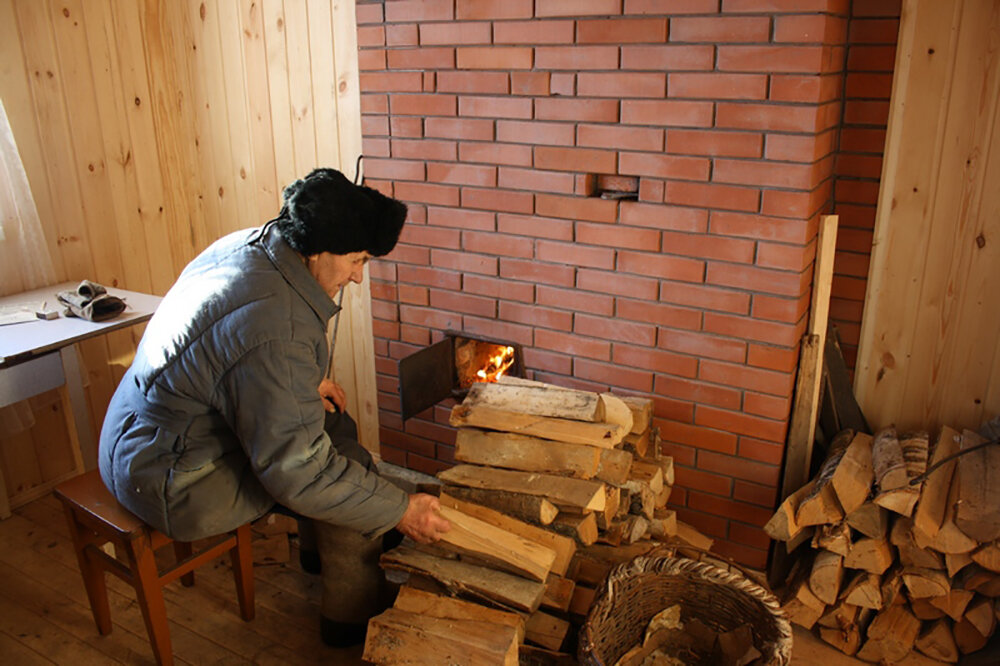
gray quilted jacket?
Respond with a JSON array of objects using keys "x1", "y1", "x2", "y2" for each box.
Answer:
[{"x1": 99, "y1": 223, "x2": 408, "y2": 541}]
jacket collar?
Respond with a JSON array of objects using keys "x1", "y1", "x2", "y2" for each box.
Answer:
[{"x1": 252, "y1": 222, "x2": 342, "y2": 323}]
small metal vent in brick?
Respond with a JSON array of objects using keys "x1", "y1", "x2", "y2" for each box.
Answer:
[{"x1": 397, "y1": 330, "x2": 524, "y2": 421}]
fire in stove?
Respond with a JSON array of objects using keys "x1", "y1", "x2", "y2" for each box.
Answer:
[{"x1": 477, "y1": 346, "x2": 516, "y2": 383}]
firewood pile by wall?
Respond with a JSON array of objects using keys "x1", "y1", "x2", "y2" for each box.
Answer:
[
  {"x1": 363, "y1": 377, "x2": 715, "y2": 665},
  {"x1": 767, "y1": 423, "x2": 1000, "y2": 663}
]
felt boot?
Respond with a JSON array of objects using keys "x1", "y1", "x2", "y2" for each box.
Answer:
[{"x1": 316, "y1": 521, "x2": 384, "y2": 648}]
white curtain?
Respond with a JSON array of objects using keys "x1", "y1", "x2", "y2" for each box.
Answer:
[{"x1": 0, "y1": 97, "x2": 57, "y2": 437}]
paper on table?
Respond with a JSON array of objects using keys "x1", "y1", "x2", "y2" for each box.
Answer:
[{"x1": 0, "y1": 301, "x2": 48, "y2": 326}]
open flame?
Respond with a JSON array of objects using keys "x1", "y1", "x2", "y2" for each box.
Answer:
[{"x1": 476, "y1": 346, "x2": 515, "y2": 383}]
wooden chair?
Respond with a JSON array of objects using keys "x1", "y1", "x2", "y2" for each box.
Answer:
[{"x1": 54, "y1": 470, "x2": 255, "y2": 666}]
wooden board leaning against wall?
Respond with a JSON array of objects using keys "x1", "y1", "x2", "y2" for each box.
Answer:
[{"x1": 0, "y1": 0, "x2": 376, "y2": 506}]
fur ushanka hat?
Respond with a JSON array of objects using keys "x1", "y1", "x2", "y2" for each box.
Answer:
[{"x1": 276, "y1": 167, "x2": 408, "y2": 257}]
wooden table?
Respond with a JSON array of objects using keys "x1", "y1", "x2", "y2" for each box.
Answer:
[{"x1": 0, "y1": 282, "x2": 161, "y2": 517}]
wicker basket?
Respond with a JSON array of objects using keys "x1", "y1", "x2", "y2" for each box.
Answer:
[{"x1": 578, "y1": 549, "x2": 792, "y2": 665}]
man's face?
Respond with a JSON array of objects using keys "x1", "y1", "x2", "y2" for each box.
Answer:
[{"x1": 306, "y1": 251, "x2": 371, "y2": 298}]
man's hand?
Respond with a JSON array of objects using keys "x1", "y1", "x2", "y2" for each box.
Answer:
[
  {"x1": 318, "y1": 378, "x2": 346, "y2": 413},
  {"x1": 395, "y1": 493, "x2": 451, "y2": 544}
]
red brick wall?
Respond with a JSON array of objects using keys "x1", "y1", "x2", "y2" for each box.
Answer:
[{"x1": 356, "y1": 0, "x2": 898, "y2": 568}]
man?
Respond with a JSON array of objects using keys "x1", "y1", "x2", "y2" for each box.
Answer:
[{"x1": 99, "y1": 167, "x2": 449, "y2": 646}]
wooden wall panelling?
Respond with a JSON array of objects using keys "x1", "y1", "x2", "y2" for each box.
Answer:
[
  {"x1": 284, "y1": 0, "x2": 319, "y2": 177},
  {"x1": 855, "y1": 0, "x2": 1000, "y2": 432},
  {"x1": 262, "y1": 0, "x2": 297, "y2": 188}
]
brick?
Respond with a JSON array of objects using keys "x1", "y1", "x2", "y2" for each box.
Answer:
[
  {"x1": 639, "y1": 179, "x2": 664, "y2": 203},
  {"x1": 536, "y1": 285, "x2": 614, "y2": 316},
  {"x1": 577, "y1": 124, "x2": 664, "y2": 152},
  {"x1": 390, "y1": 244, "x2": 432, "y2": 265},
  {"x1": 845, "y1": 72, "x2": 894, "y2": 99},
  {"x1": 769, "y1": 74, "x2": 842, "y2": 103},
  {"x1": 621, "y1": 100, "x2": 713, "y2": 128},
  {"x1": 361, "y1": 93, "x2": 388, "y2": 114},
  {"x1": 535, "y1": 0, "x2": 624, "y2": 17},
  {"x1": 523, "y1": 348, "x2": 573, "y2": 375},
  {"x1": 390, "y1": 116, "x2": 424, "y2": 138},
  {"x1": 618, "y1": 250, "x2": 704, "y2": 283},
  {"x1": 835, "y1": 179, "x2": 880, "y2": 205},
  {"x1": 493, "y1": 20, "x2": 576, "y2": 44},
  {"x1": 760, "y1": 186, "x2": 830, "y2": 218},
  {"x1": 463, "y1": 230, "x2": 534, "y2": 258},
  {"x1": 463, "y1": 274, "x2": 534, "y2": 302},
  {"x1": 427, "y1": 162, "x2": 497, "y2": 187},
  {"x1": 371, "y1": 281, "x2": 398, "y2": 302},
  {"x1": 577, "y1": 174, "x2": 599, "y2": 197},
  {"x1": 499, "y1": 257, "x2": 576, "y2": 287},
  {"x1": 661, "y1": 231, "x2": 754, "y2": 264},
  {"x1": 358, "y1": 49, "x2": 387, "y2": 71},
  {"x1": 774, "y1": 15, "x2": 847, "y2": 44},
  {"x1": 424, "y1": 117, "x2": 494, "y2": 141},
  {"x1": 626, "y1": 0, "x2": 720, "y2": 13},
  {"x1": 744, "y1": 391, "x2": 791, "y2": 420},
  {"x1": 387, "y1": 46, "x2": 456, "y2": 70},
  {"x1": 499, "y1": 167, "x2": 575, "y2": 194},
  {"x1": 620, "y1": 153, "x2": 710, "y2": 181},
  {"x1": 621, "y1": 45, "x2": 714, "y2": 71},
  {"x1": 389, "y1": 93, "x2": 457, "y2": 116},
  {"x1": 843, "y1": 100, "x2": 891, "y2": 125},
  {"x1": 707, "y1": 262, "x2": 808, "y2": 298},
  {"x1": 535, "y1": 373, "x2": 606, "y2": 394},
  {"x1": 427, "y1": 206, "x2": 496, "y2": 231},
  {"x1": 534, "y1": 147, "x2": 617, "y2": 175},
  {"x1": 664, "y1": 182, "x2": 760, "y2": 212},
  {"x1": 716, "y1": 102, "x2": 833, "y2": 133},
  {"x1": 577, "y1": 18, "x2": 667, "y2": 43},
  {"x1": 695, "y1": 405, "x2": 786, "y2": 444},
  {"x1": 423, "y1": 71, "x2": 436, "y2": 91},
  {"x1": 670, "y1": 16, "x2": 771, "y2": 43},
  {"x1": 703, "y1": 312, "x2": 802, "y2": 347},
  {"x1": 456, "y1": 0, "x2": 533, "y2": 19},
  {"x1": 717, "y1": 46, "x2": 831, "y2": 74},
  {"x1": 534, "y1": 46, "x2": 620, "y2": 70},
  {"x1": 536, "y1": 329, "x2": 611, "y2": 361},
  {"x1": 456, "y1": 47, "x2": 533, "y2": 69},
  {"x1": 577, "y1": 268, "x2": 659, "y2": 301},
  {"x1": 662, "y1": 421, "x2": 738, "y2": 456},
  {"x1": 397, "y1": 284, "x2": 429, "y2": 306},
  {"x1": 722, "y1": 0, "x2": 848, "y2": 14},
  {"x1": 852, "y1": 0, "x2": 902, "y2": 17},
  {"x1": 391, "y1": 138, "x2": 457, "y2": 161},
  {"x1": 698, "y1": 449, "x2": 781, "y2": 489},
  {"x1": 511, "y1": 72, "x2": 551, "y2": 96},
  {"x1": 535, "y1": 98, "x2": 622, "y2": 124},
  {"x1": 746, "y1": 343, "x2": 798, "y2": 374},
  {"x1": 386, "y1": 24, "x2": 419, "y2": 47},
  {"x1": 428, "y1": 288, "x2": 496, "y2": 318},
  {"x1": 675, "y1": 467, "x2": 733, "y2": 497},
  {"x1": 849, "y1": 18, "x2": 899, "y2": 44},
  {"x1": 462, "y1": 187, "x2": 534, "y2": 214},
  {"x1": 400, "y1": 224, "x2": 461, "y2": 249},
  {"x1": 660, "y1": 376, "x2": 742, "y2": 414},
  {"x1": 459, "y1": 96, "x2": 532, "y2": 119},
  {"x1": 847, "y1": 45, "x2": 897, "y2": 72},
  {"x1": 536, "y1": 192, "x2": 619, "y2": 223},
  {"x1": 765, "y1": 130, "x2": 836, "y2": 162},
  {"x1": 620, "y1": 202, "x2": 708, "y2": 232},
  {"x1": 537, "y1": 239, "x2": 615, "y2": 270},
  {"x1": 669, "y1": 73, "x2": 767, "y2": 100},
  {"x1": 578, "y1": 72, "x2": 666, "y2": 98},
  {"x1": 393, "y1": 181, "x2": 460, "y2": 207},
  {"x1": 576, "y1": 222, "x2": 660, "y2": 251},
  {"x1": 384, "y1": 0, "x2": 453, "y2": 22},
  {"x1": 430, "y1": 248, "x2": 498, "y2": 275},
  {"x1": 497, "y1": 120, "x2": 575, "y2": 146},
  {"x1": 436, "y1": 71, "x2": 509, "y2": 94},
  {"x1": 659, "y1": 328, "x2": 746, "y2": 362},
  {"x1": 497, "y1": 213, "x2": 573, "y2": 240},
  {"x1": 551, "y1": 73, "x2": 576, "y2": 95},
  {"x1": 364, "y1": 157, "x2": 425, "y2": 181},
  {"x1": 618, "y1": 298, "x2": 701, "y2": 331},
  {"x1": 356, "y1": 3, "x2": 383, "y2": 24},
  {"x1": 399, "y1": 305, "x2": 463, "y2": 331},
  {"x1": 575, "y1": 358, "x2": 654, "y2": 392},
  {"x1": 738, "y1": 436, "x2": 785, "y2": 465},
  {"x1": 361, "y1": 71, "x2": 423, "y2": 93},
  {"x1": 615, "y1": 342, "x2": 698, "y2": 378},
  {"x1": 500, "y1": 301, "x2": 573, "y2": 331},
  {"x1": 699, "y1": 358, "x2": 793, "y2": 397},
  {"x1": 358, "y1": 25, "x2": 386, "y2": 48},
  {"x1": 710, "y1": 211, "x2": 812, "y2": 244},
  {"x1": 713, "y1": 158, "x2": 828, "y2": 190},
  {"x1": 756, "y1": 241, "x2": 812, "y2": 272},
  {"x1": 371, "y1": 298, "x2": 399, "y2": 321},
  {"x1": 419, "y1": 21, "x2": 492, "y2": 45},
  {"x1": 666, "y1": 129, "x2": 760, "y2": 159},
  {"x1": 460, "y1": 142, "x2": 533, "y2": 167}
]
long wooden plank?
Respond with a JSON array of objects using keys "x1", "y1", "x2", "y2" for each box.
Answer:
[
  {"x1": 450, "y1": 403, "x2": 624, "y2": 448},
  {"x1": 393, "y1": 586, "x2": 525, "y2": 642},
  {"x1": 455, "y1": 427, "x2": 601, "y2": 479},
  {"x1": 437, "y1": 505, "x2": 556, "y2": 582},
  {"x1": 364, "y1": 607, "x2": 518, "y2": 666},
  {"x1": 465, "y1": 382, "x2": 606, "y2": 422},
  {"x1": 439, "y1": 464, "x2": 606, "y2": 511}
]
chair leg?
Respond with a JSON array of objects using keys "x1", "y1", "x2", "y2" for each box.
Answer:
[
  {"x1": 172, "y1": 541, "x2": 195, "y2": 587},
  {"x1": 60, "y1": 504, "x2": 112, "y2": 635},
  {"x1": 230, "y1": 524, "x2": 255, "y2": 621},
  {"x1": 126, "y1": 534, "x2": 173, "y2": 666}
]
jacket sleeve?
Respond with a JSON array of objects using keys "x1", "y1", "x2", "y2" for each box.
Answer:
[{"x1": 214, "y1": 338, "x2": 408, "y2": 538}]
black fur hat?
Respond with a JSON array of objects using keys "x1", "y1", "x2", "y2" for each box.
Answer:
[{"x1": 276, "y1": 167, "x2": 407, "y2": 257}]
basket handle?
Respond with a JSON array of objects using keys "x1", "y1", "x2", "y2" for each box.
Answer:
[{"x1": 645, "y1": 544, "x2": 772, "y2": 592}]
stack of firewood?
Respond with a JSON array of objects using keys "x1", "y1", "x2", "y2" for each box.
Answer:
[
  {"x1": 767, "y1": 425, "x2": 1000, "y2": 663},
  {"x1": 363, "y1": 377, "x2": 714, "y2": 665}
]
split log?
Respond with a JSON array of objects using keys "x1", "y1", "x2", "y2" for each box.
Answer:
[
  {"x1": 964, "y1": 597, "x2": 996, "y2": 640},
  {"x1": 779, "y1": 558, "x2": 826, "y2": 629},
  {"x1": 796, "y1": 429, "x2": 853, "y2": 527},
  {"x1": 439, "y1": 492, "x2": 576, "y2": 577},
  {"x1": 915, "y1": 619, "x2": 959, "y2": 663},
  {"x1": 673, "y1": 520, "x2": 714, "y2": 551},
  {"x1": 957, "y1": 564, "x2": 1000, "y2": 597},
  {"x1": 855, "y1": 605, "x2": 920, "y2": 663},
  {"x1": 540, "y1": 575, "x2": 575, "y2": 613},
  {"x1": 929, "y1": 588, "x2": 975, "y2": 622},
  {"x1": 465, "y1": 381, "x2": 605, "y2": 422},
  {"x1": 810, "y1": 550, "x2": 845, "y2": 605},
  {"x1": 812, "y1": 521, "x2": 852, "y2": 557},
  {"x1": 525, "y1": 611, "x2": 570, "y2": 651},
  {"x1": 436, "y1": 505, "x2": 557, "y2": 582},
  {"x1": 831, "y1": 432, "x2": 874, "y2": 515},
  {"x1": 619, "y1": 396, "x2": 652, "y2": 434},
  {"x1": 599, "y1": 515, "x2": 647, "y2": 546},
  {"x1": 380, "y1": 547, "x2": 546, "y2": 613},
  {"x1": 872, "y1": 428, "x2": 919, "y2": 516},
  {"x1": 596, "y1": 486, "x2": 621, "y2": 529},
  {"x1": 450, "y1": 403, "x2": 624, "y2": 449},
  {"x1": 787, "y1": 525, "x2": 815, "y2": 553},
  {"x1": 819, "y1": 622, "x2": 862, "y2": 656},
  {"x1": 568, "y1": 584, "x2": 596, "y2": 617},
  {"x1": 879, "y1": 566, "x2": 905, "y2": 608},
  {"x1": 765, "y1": 480, "x2": 815, "y2": 541},
  {"x1": 626, "y1": 483, "x2": 656, "y2": 521},
  {"x1": 954, "y1": 616, "x2": 989, "y2": 654},
  {"x1": 972, "y1": 542, "x2": 1000, "y2": 573},
  {"x1": 438, "y1": 465, "x2": 606, "y2": 512},
  {"x1": 913, "y1": 426, "x2": 962, "y2": 538},
  {"x1": 622, "y1": 430, "x2": 650, "y2": 458},
  {"x1": 846, "y1": 501, "x2": 889, "y2": 540},
  {"x1": 926, "y1": 466, "x2": 979, "y2": 554},
  {"x1": 454, "y1": 428, "x2": 601, "y2": 479},
  {"x1": 440, "y1": 486, "x2": 559, "y2": 526},
  {"x1": 901, "y1": 567, "x2": 951, "y2": 599},
  {"x1": 595, "y1": 447, "x2": 633, "y2": 485},
  {"x1": 551, "y1": 512, "x2": 598, "y2": 546},
  {"x1": 955, "y1": 429, "x2": 1000, "y2": 543},
  {"x1": 946, "y1": 551, "x2": 974, "y2": 577},
  {"x1": 911, "y1": 598, "x2": 948, "y2": 620},
  {"x1": 891, "y1": 517, "x2": 945, "y2": 570},
  {"x1": 599, "y1": 394, "x2": 634, "y2": 434},
  {"x1": 818, "y1": 600, "x2": 861, "y2": 629},
  {"x1": 623, "y1": 459, "x2": 663, "y2": 496},
  {"x1": 647, "y1": 508, "x2": 678, "y2": 541},
  {"x1": 842, "y1": 571, "x2": 883, "y2": 610},
  {"x1": 392, "y1": 586, "x2": 525, "y2": 642},
  {"x1": 876, "y1": 431, "x2": 928, "y2": 517},
  {"x1": 364, "y1": 607, "x2": 519, "y2": 666},
  {"x1": 843, "y1": 537, "x2": 894, "y2": 575}
]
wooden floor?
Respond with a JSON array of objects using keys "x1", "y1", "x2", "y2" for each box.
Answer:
[{"x1": 1, "y1": 492, "x2": 994, "y2": 665}]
